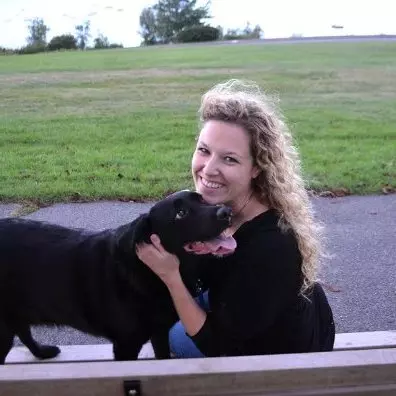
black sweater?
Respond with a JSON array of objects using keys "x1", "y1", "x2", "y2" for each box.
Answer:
[{"x1": 189, "y1": 209, "x2": 334, "y2": 357}]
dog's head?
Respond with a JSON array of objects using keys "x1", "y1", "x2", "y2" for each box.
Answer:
[{"x1": 121, "y1": 190, "x2": 237, "y2": 257}]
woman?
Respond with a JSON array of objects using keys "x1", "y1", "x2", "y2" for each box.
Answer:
[{"x1": 136, "y1": 79, "x2": 335, "y2": 358}]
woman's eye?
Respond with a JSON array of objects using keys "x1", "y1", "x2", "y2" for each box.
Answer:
[
  {"x1": 176, "y1": 208, "x2": 188, "y2": 220},
  {"x1": 225, "y1": 156, "x2": 237, "y2": 163},
  {"x1": 197, "y1": 147, "x2": 209, "y2": 154}
]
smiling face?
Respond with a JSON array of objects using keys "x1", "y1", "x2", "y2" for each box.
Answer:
[{"x1": 191, "y1": 120, "x2": 259, "y2": 213}]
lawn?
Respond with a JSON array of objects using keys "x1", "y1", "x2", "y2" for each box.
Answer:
[{"x1": 0, "y1": 41, "x2": 395, "y2": 204}]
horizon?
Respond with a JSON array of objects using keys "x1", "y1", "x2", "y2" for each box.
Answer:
[{"x1": 1, "y1": 0, "x2": 396, "y2": 49}]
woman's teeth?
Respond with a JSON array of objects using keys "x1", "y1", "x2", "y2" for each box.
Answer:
[{"x1": 201, "y1": 178, "x2": 222, "y2": 189}]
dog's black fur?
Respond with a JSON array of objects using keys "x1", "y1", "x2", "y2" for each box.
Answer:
[{"x1": 0, "y1": 191, "x2": 232, "y2": 364}]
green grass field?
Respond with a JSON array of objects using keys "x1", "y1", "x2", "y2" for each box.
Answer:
[{"x1": 1, "y1": 41, "x2": 395, "y2": 204}]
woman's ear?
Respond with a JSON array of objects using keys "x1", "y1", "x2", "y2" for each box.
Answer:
[{"x1": 251, "y1": 166, "x2": 260, "y2": 179}]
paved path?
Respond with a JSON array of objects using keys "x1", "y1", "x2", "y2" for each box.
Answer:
[
  {"x1": 162, "y1": 35, "x2": 396, "y2": 48},
  {"x1": 1, "y1": 194, "x2": 395, "y2": 347}
]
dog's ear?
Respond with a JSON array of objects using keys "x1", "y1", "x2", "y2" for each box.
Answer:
[{"x1": 116, "y1": 214, "x2": 152, "y2": 252}]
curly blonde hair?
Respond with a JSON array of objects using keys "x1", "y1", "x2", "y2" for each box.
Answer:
[{"x1": 198, "y1": 79, "x2": 324, "y2": 295}]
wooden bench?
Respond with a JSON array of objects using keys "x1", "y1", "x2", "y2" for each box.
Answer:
[{"x1": 1, "y1": 331, "x2": 395, "y2": 395}]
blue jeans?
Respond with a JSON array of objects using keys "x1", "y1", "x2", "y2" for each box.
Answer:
[{"x1": 168, "y1": 291, "x2": 209, "y2": 358}]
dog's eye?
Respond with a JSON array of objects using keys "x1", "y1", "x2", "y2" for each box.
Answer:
[{"x1": 175, "y1": 208, "x2": 188, "y2": 220}]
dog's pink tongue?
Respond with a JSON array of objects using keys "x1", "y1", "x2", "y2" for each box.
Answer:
[
  {"x1": 184, "y1": 234, "x2": 237, "y2": 256},
  {"x1": 204, "y1": 234, "x2": 237, "y2": 253}
]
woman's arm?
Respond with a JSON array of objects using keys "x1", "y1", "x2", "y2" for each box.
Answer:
[
  {"x1": 136, "y1": 234, "x2": 206, "y2": 337},
  {"x1": 164, "y1": 271, "x2": 207, "y2": 336},
  {"x1": 137, "y1": 230, "x2": 302, "y2": 357}
]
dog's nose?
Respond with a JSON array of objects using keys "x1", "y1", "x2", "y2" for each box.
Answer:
[{"x1": 216, "y1": 206, "x2": 232, "y2": 221}]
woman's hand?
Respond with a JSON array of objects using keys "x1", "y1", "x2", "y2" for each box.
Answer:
[
  {"x1": 137, "y1": 235, "x2": 207, "y2": 338},
  {"x1": 136, "y1": 234, "x2": 180, "y2": 286}
]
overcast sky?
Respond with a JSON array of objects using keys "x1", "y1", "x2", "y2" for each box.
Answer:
[{"x1": 1, "y1": 0, "x2": 395, "y2": 48}]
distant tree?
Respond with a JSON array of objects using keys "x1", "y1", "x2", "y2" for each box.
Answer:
[
  {"x1": 223, "y1": 23, "x2": 262, "y2": 41},
  {"x1": 215, "y1": 25, "x2": 224, "y2": 40},
  {"x1": 155, "y1": 0, "x2": 210, "y2": 42},
  {"x1": 47, "y1": 34, "x2": 78, "y2": 51},
  {"x1": 243, "y1": 22, "x2": 253, "y2": 36},
  {"x1": 251, "y1": 24, "x2": 262, "y2": 39},
  {"x1": 108, "y1": 43, "x2": 123, "y2": 48},
  {"x1": 176, "y1": 25, "x2": 220, "y2": 43},
  {"x1": 26, "y1": 18, "x2": 49, "y2": 47},
  {"x1": 94, "y1": 33, "x2": 110, "y2": 49},
  {"x1": 139, "y1": 7, "x2": 158, "y2": 45},
  {"x1": 223, "y1": 28, "x2": 240, "y2": 40},
  {"x1": 16, "y1": 45, "x2": 45, "y2": 55},
  {"x1": 138, "y1": 0, "x2": 211, "y2": 44},
  {"x1": 243, "y1": 22, "x2": 262, "y2": 39},
  {"x1": 75, "y1": 21, "x2": 91, "y2": 49}
]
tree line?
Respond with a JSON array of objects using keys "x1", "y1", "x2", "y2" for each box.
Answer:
[
  {"x1": 1, "y1": 18, "x2": 123, "y2": 55},
  {"x1": 139, "y1": 0, "x2": 262, "y2": 45},
  {"x1": 1, "y1": 0, "x2": 262, "y2": 55}
]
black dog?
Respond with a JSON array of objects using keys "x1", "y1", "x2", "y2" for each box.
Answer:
[{"x1": 0, "y1": 190, "x2": 236, "y2": 364}]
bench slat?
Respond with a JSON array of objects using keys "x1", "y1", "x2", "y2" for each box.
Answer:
[
  {"x1": 1, "y1": 348, "x2": 396, "y2": 396},
  {"x1": 6, "y1": 330, "x2": 396, "y2": 364}
]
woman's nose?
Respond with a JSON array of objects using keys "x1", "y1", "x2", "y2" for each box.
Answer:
[{"x1": 202, "y1": 156, "x2": 219, "y2": 175}]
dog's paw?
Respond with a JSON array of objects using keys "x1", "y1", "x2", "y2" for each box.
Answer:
[{"x1": 36, "y1": 345, "x2": 61, "y2": 360}]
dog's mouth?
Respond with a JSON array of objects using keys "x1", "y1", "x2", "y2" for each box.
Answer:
[{"x1": 183, "y1": 230, "x2": 237, "y2": 257}]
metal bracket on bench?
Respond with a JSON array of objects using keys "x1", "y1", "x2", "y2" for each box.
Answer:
[{"x1": 123, "y1": 380, "x2": 141, "y2": 396}]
